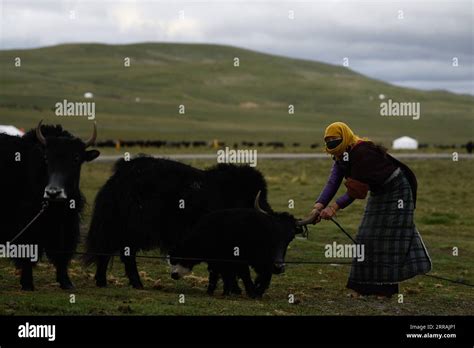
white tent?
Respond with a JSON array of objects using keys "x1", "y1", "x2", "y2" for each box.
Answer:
[
  {"x1": 0, "y1": 125, "x2": 24, "y2": 137},
  {"x1": 392, "y1": 136, "x2": 418, "y2": 150}
]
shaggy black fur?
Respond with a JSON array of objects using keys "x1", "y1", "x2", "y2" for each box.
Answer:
[{"x1": 84, "y1": 155, "x2": 271, "y2": 289}]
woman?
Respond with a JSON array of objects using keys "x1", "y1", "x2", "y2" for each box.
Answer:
[{"x1": 306, "y1": 122, "x2": 431, "y2": 297}]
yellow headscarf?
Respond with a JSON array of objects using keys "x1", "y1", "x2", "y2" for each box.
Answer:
[{"x1": 324, "y1": 122, "x2": 366, "y2": 157}]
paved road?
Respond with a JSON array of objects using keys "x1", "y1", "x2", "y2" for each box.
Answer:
[{"x1": 96, "y1": 153, "x2": 474, "y2": 162}]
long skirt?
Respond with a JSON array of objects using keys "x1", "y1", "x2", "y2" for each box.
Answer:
[{"x1": 347, "y1": 169, "x2": 431, "y2": 295}]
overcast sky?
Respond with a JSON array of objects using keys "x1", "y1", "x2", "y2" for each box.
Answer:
[{"x1": 1, "y1": 0, "x2": 472, "y2": 94}]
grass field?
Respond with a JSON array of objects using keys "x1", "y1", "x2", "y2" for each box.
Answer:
[
  {"x1": 0, "y1": 158, "x2": 472, "y2": 316},
  {"x1": 1, "y1": 43, "x2": 473, "y2": 147}
]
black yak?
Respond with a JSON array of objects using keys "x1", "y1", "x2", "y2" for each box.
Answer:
[
  {"x1": 0, "y1": 121, "x2": 99, "y2": 290},
  {"x1": 169, "y1": 193, "x2": 308, "y2": 298},
  {"x1": 84, "y1": 156, "x2": 272, "y2": 289}
]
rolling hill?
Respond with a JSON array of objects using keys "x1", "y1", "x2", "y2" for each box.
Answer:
[{"x1": 0, "y1": 43, "x2": 472, "y2": 146}]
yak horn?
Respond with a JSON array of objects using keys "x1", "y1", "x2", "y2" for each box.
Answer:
[
  {"x1": 84, "y1": 122, "x2": 97, "y2": 148},
  {"x1": 36, "y1": 120, "x2": 47, "y2": 145},
  {"x1": 296, "y1": 216, "x2": 315, "y2": 226},
  {"x1": 254, "y1": 190, "x2": 268, "y2": 215}
]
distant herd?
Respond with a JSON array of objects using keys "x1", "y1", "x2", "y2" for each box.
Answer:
[
  {"x1": 96, "y1": 139, "x2": 470, "y2": 150},
  {"x1": 0, "y1": 122, "x2": 312, "y2": 298},
  {"x1": 98, "y1": 139, "x2": 291, "y2": 149}
]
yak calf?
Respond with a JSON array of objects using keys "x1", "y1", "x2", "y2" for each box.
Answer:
[{"x1": 170, "y1": 193, "x2": 307, "y2": 298}]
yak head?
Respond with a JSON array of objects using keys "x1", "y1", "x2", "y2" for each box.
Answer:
[
  {"x1": 169, "y1": 262, "x2": 191, "y2": 280},
  {"x1": 254, "y1": 191, "x2": 308, "y2": 274},
  {"x1": 169, "y1": 255, "x2": 198, "y2": 280},
  {"x1": 36, "y1": 120, "x2": 100, "y2": 202}
]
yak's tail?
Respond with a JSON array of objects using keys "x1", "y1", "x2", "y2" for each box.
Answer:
[{"x1": 83, "y1": 155, "x2": 164, "y2": 266}]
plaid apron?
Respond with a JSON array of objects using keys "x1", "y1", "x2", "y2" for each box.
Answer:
[{"x1": 349, "y1": 169, "x2": 431, "y2": 284}]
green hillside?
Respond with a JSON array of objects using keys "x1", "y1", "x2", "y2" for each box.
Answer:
[{"x1": 0, "y1": 43, "x2": 472, "y2": 146}]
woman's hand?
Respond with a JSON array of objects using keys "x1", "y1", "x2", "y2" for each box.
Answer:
[
  {"x1": 306, "y1": 203, "x2": 324, "y2": 225},
  {"x1": 320, "y1": 203, "x2": 339, "y2": 220}
]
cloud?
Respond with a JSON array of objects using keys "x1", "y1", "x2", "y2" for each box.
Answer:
[
  {"x1": 112, "y1": 2, "x2": 151, "y2": 32},
  {"x1": 1, "y1": 0, "x2": 472, "y2": 94}
]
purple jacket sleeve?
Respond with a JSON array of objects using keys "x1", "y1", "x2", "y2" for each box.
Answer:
[
  {"x1": 316, "y1": 162, "x2": 344, "y2": 206},
  {"x1": 316, "y1": 162, "x2": 355, "y2": 209},
  {"x1": 335, "y1": 192, "x2": 355, "y2": 209}
]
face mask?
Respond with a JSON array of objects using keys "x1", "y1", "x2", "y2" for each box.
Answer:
[{"x1": 326, "y1": 138, "x2": 343, "y2": 150}]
